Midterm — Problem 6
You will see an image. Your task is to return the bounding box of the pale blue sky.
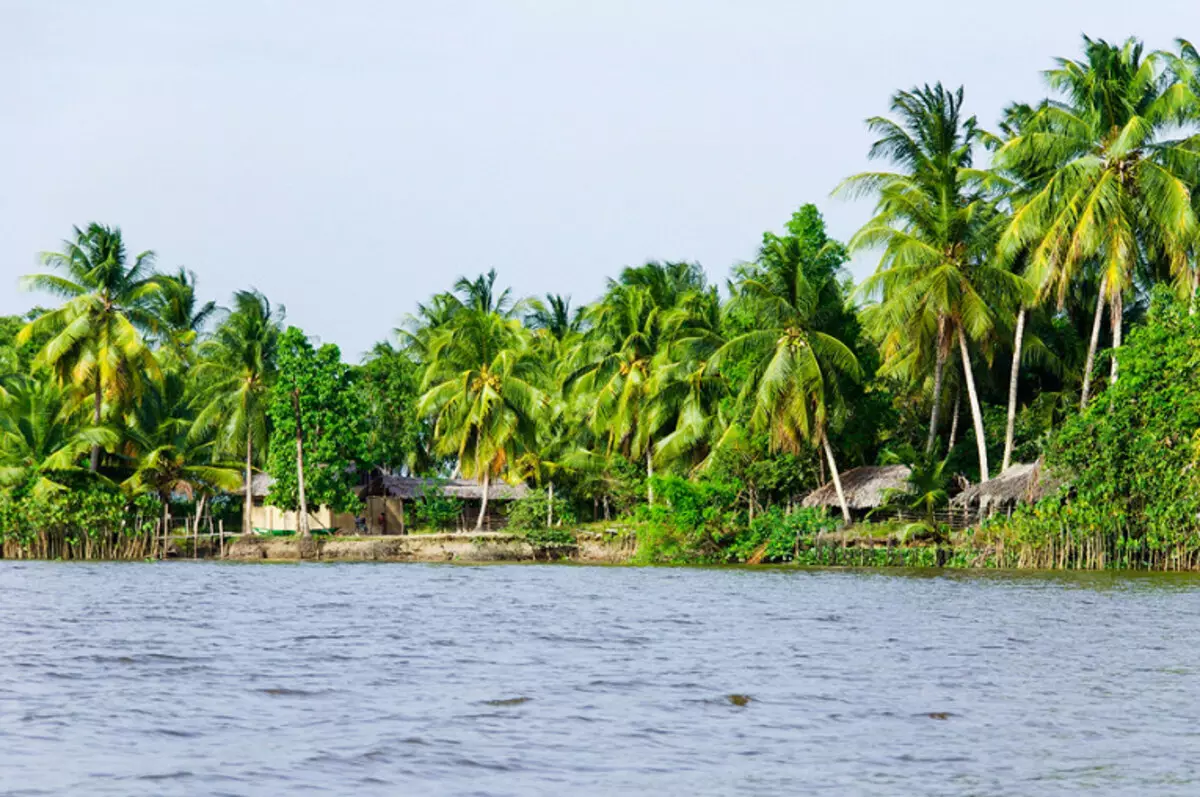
[2,1,1194,357]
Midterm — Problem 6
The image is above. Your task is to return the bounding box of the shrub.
[505,488,576,530]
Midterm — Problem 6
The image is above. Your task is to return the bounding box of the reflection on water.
[2,562,1199,796]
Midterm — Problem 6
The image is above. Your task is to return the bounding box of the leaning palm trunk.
[947,386,961,451]
[243,436,253,535]
[1002,308,1026,473]
[293,391,310,537]
[821,432,851,524]
[957,328,989,483]
[1109,292,1122,385]
[90,383,102,471]
[925,317,948,455]
[475,470,491,531]
[1080,275,1108,409]
[646,447,654,505]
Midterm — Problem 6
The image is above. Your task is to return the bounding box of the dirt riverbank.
[224,531,634,564]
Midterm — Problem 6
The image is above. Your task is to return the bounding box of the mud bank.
[224,531,634,564]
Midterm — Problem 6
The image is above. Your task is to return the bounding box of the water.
[2,563,1199,796]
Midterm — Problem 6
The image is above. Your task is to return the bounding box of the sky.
[2,0,1195,358]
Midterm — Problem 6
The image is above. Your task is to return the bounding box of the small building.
[245,473,359,533]
[361,474,529,532]
[950,461,1061,520]
[244,472,530,534]
[801,465,912,520]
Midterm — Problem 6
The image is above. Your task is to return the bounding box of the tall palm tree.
[18,223,163,471]
[418,310,546,530]
[840,84,1027,481]
[150,267,218,363]
[996,36,1200,407]
[567,275,706,504]
[711,263,863,522]
[191,290,284,533]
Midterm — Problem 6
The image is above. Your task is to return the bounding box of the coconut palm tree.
[567,280,702,504]
[995,36,1200,407]
[418,310,547,530]
[150,267,218,363]
[454,268,518,317]
[191,290,284,534]
[525,294,586,341]
[711,262,863,523]
[18,223,164,471]
[840,84,1028,481]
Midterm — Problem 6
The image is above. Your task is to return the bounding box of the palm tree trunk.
[1109,292,1122,385]
[293,390,309,537]
[1002,307,1026,473]
[90,383,102,471]
[957,328,989,483]
[925,316,948,455]
[547,480,554,528]
[948,387,961,452]
[243,435,253,535]
[821,432,851,524]
[475,470,490,531]
[1080,275,1108,409]
[646,447,654,505]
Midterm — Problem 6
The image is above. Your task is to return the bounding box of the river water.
[2,562,1199,796]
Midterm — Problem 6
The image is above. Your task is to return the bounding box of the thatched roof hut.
[950,461,1061,515]
[802,465,912,512]
[368,475,529,502]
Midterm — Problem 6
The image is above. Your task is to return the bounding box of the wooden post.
[219,519,225,558]
[398,498,405,536]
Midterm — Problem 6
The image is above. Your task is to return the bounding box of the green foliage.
[505,487,576,530]
[725,507,838,563]
[266,327,369,514]
[358,343,422,472]
[411,479,464,528]
[1048,292,1200,541]
[0,482,159,549]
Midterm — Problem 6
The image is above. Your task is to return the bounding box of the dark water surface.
[2,562,1199,796]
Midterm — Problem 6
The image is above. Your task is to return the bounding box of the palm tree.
[418,310,546,530]
[150,267,218,362]
[525,294,586,341]
[19,224,164,472]
[711,261,863,522]
[454,268,517,317]
[840,84,1028,481]
[644,290,727,473]
[0,376,118,496]
[567,275,705,504]
[122,369,242,549]
[191,290,284,534]
[996,36,1200,407]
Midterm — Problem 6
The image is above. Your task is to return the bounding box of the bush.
[505,488,576,530]
[412,479,464,529]
[725,506,838,563]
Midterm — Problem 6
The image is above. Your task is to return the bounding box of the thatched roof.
[802,465,912,511]
[950,461,1061,510]
[371,475,529,502]
[246,472,273,499]
[243,472,528,502]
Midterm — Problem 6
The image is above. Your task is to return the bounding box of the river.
[2,562,1198,796]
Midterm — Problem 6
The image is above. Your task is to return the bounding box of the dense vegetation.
[5,35,1200,567]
